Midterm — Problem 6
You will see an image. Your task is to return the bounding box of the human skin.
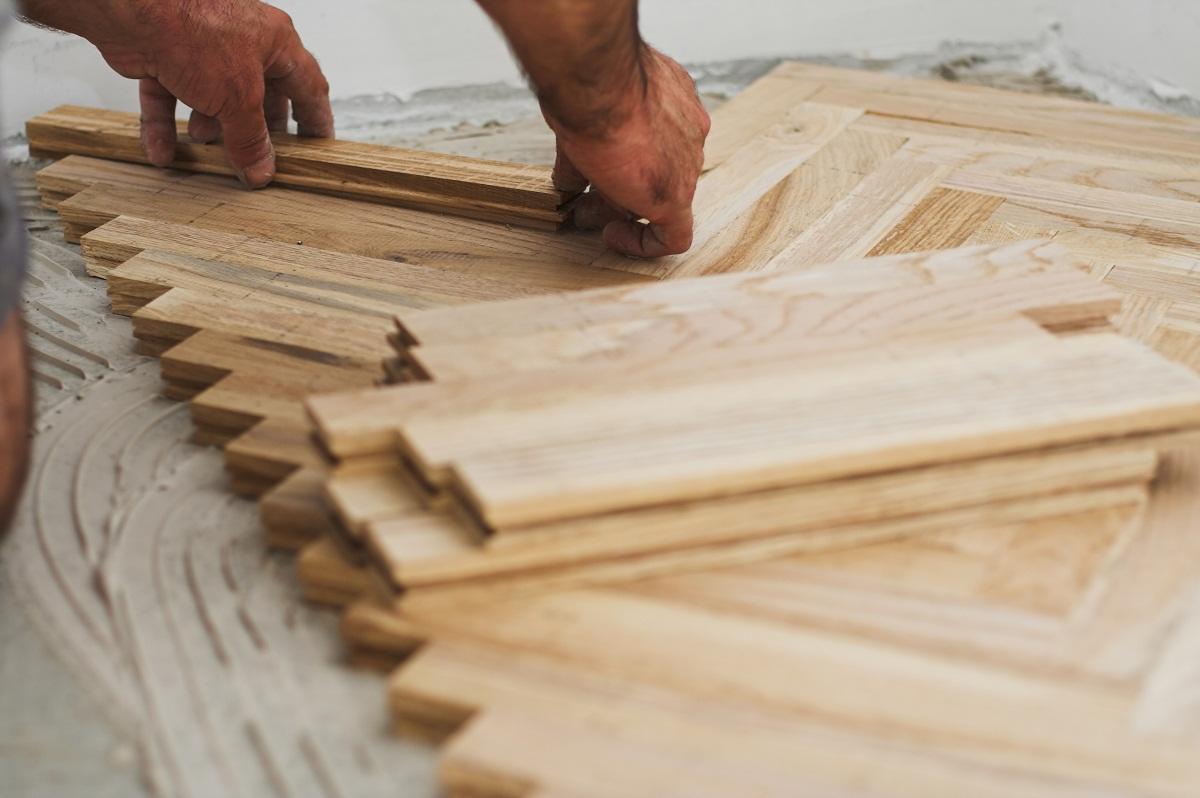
[476,0,711,257]
[0,311,31,535]
[21,0,708,256]
[19,0,335,188]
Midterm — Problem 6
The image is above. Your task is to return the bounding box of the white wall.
[1,0,1059,138]
[1055,0,1200,104]
[2,0,1198,139]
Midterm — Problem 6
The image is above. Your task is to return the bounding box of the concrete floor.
[0,56,1122,797]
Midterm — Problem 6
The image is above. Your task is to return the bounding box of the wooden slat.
[701,63,824,171]
[401,265,1117,382]
[868,188,1005,255]
[360,446,1156,594]
[27,104,568,228]
[394,239,1079,348]
[39,156,614,274]
[429,335,1200,529]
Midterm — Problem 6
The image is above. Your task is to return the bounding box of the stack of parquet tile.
[26,62,1200,796]
[303,245,1200,607]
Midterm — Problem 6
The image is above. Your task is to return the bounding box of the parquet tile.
[29,61,1200,796]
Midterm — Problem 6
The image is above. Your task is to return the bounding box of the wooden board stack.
[303,246,1200,606]
[26,105,570,228]
[27,62,1200,795]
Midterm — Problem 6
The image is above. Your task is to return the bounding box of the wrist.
[540,41,652,140]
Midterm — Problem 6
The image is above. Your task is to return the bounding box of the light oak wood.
[590,102,864,278]
[27,60,1200,797]
[27,104,568,228]
[392,239,1080,346]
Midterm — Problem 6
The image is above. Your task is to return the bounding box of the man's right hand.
[475,0,710,258]
[21,0,334,188]
[547,46,710,258]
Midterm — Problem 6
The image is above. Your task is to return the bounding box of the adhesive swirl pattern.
[2,169,436,797]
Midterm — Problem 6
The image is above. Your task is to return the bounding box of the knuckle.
[262,5,296,32]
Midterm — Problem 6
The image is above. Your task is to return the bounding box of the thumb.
[218,91,275,188]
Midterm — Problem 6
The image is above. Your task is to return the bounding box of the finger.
[603,205,695,258]
[263,83,290,133]
[571,191,629,231]
[187,109,221,143]
[138,79,178,167]
[264,19,334,138]
[552,142,588,194]
[217,83,276,188]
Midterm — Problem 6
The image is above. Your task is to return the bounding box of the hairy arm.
[476,0,710,257]
[19,0,333,187]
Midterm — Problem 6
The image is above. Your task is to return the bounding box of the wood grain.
[27,105,568,228]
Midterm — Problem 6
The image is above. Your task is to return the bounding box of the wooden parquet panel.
[31,63,1200,796]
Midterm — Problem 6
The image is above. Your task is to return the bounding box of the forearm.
[475,0,647,135]
[18,0,145,46]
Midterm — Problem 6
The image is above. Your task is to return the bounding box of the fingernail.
[238,155,276,189]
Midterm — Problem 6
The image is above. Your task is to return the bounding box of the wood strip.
[808,83,1200,161]
[129,285,391,366]
[779,62,1200,136]
[763,152,946,269]
[40,156,614,273]
[899,137,1200,203]
[663,129,908,278]
[404,269,1118,382]
[435,335,1200,528]
[388,566,1200,796]
[701,63,823,171]
[260,468,336,550]
[27,104,567,228]
[394,239,1076,348]
[84,216,575,308]
[361,446,1157,592]
[868,187,1005,256]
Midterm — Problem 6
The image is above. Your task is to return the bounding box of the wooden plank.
[762,152,946,268]
[388,577,1200,796]
[40,156,615,274]
[320,316,1050,461]
[808,82,1200,161]
[84,217,573,309]
[224,418,328,497]
[27,104,568,228]
[260,468,335,550]
[779,62,1200,138]
[394,239,1077,348]
[868,188,1005,255]
[360,446,1156,592]
[899,137,1200,203]
[701,63,823,171]
[430,335,1200,529]
[403,270,1118,382]
[655,129,908,278]
[129,285,391,366]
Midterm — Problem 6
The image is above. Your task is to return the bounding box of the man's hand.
[549,47,709,257]
[21,0,334,188]
[476,0,710,257]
